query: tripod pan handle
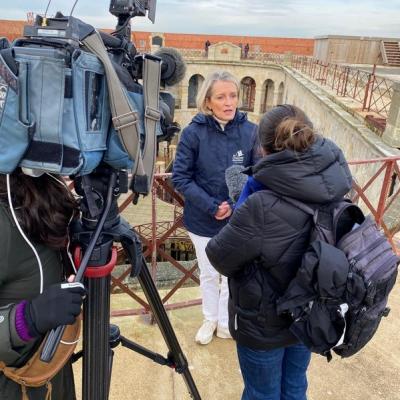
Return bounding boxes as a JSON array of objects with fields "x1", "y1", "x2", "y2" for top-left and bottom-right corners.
[{"x1": 40, "y1": 325, "x2": 66, "y2": 363}]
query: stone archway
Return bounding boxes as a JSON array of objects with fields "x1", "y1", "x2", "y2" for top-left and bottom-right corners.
[
  {"x1": 240, "y1": 76, "x2": 256, "y2": 112},
  {"x1": 261, "y1": 79, "x2": 275, "y2": 113},
  {"x1": 277, "y1": 82, "x2": 284, "y2": 105},
  {"x1": 188, "y1": 74, "x2": 205, "y2": 108}
]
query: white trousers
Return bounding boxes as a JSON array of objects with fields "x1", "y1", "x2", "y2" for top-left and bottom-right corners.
[{"x1": 188, "y1": 231, "x2": 229, "y2": 330}]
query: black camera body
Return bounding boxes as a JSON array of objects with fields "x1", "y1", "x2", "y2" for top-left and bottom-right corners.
[
  {"x1": 109, "y1": 0, "x2": 157, "y2": 23},
  {"x1": 0, "y1": 0, "x2": 183, "y2": 179},
  {"x1": 23, "y1": 13, "x2": 82, "y2": 44}
]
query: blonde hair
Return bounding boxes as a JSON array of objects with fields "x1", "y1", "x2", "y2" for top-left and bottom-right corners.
[{"x1": 196, "y1": 70, "x2": 240, "y2": 114}]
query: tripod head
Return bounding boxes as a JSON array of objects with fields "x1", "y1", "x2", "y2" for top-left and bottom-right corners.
[
  {"x1": 70, "y1": 165, "x2": 142, "y2": 274},
  {"x1": 71, "y1": 166, "x2": 127, "y2": 267}
]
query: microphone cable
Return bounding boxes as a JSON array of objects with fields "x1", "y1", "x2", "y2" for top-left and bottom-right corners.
[{"x1": 6, "y1": 174, "x2": 44, "y2": 294}]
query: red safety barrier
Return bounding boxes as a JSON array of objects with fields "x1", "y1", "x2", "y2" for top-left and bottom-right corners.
[
  {"x1": 348, "y1": 156, "x2": 400, "y2": 253},
  {"x1": 289, "y1": 56, "x2": 394, "y2": 129},
  {"x1": 110, "y1": 156, "x2": 400, "y2": 316}
]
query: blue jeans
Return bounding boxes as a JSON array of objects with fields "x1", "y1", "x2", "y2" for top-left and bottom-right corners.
[{"x1": 237, "y1": 343, "x2": 311, "y2": 400}]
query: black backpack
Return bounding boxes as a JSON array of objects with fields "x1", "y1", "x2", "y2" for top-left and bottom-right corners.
[{"x1": 276, "y1": 197, "x2": 399, "y2": 360}]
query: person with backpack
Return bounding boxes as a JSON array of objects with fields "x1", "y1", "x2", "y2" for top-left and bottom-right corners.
[
  {"x1": 205, "y1": 104, "x2": 353, "y2": 399},
  {"x1": 0, "y1": 170, "x2": 85, "y2": 400},
  {"x1": 172, "y1": 70, "x2": 259, "y2": 345}
]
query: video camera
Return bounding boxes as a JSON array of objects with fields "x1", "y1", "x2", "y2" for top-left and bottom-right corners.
[
  {"x1": 0, "y1": 0, "x2": 185, "y2": 196},
  {"x1": 0, "y1": 5, "x2": 201, "y2": 398}
]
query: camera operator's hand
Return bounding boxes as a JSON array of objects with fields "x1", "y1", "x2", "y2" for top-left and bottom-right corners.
[{"x1": 24, "y1": 282, "x2": 86, "y2": 337}]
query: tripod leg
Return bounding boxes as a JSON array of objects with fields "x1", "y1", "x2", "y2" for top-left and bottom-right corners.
[
  {"x1": 82, "y1": 275, "x2": 112, "y2": 400},
  {"x1": 135, "y1": 254, "x2": 201, "y2": 400},
  {"x1": 107, "y1": 348, "x2": 115, "y2": 399}
]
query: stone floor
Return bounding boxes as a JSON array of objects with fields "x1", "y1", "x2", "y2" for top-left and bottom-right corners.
[
  {"x1": 71, "y1": 184, "x2": 400, "y2": 399},
  {"x1": 73, "y1": 278, "x2": 400, "y2": 400}
]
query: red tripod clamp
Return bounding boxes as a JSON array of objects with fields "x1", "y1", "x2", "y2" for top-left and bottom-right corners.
[{"x1": 73, "y1": 246, "x2": 118, "y2": 278}]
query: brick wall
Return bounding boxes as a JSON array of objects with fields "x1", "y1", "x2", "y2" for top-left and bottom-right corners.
[
  {"x1": 162, "y1": 33, "x2": 314, "y2": 55},
  {"x1": 0, "y1": 20, "x2": 26, "y2": 41},
  {"x1": 0, "y1": 19, "x2": 314, "y2": 55}
]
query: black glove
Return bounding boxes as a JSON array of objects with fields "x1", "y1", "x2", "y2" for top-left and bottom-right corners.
[{"x1": 24, "y1": 282, "x2": 86, "y2": 337}]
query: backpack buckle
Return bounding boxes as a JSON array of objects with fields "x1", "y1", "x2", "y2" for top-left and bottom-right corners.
[
  {"x1": 145, "y1": 106, "x2": 161, "y2": 121},
  {"x1": 112, "y1": 111, "x2": 139, "y2": 131}
]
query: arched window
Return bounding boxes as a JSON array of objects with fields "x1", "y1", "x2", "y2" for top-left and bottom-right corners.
[
  {"x1": 188, "y1": 74, "x2": 204, "y2": 108},
  {"x1": 277, "y1": 82, "x2": 284, "y2": 105},
  {"x1": 239, "y1": 77, "x2": 256, "y2": 112},
  {"x1": 261, "y1": 79, "x2": 275, "y2": 113},
  {"x1": 152, "y1": 36, "x2": 163, "y2": 46}
]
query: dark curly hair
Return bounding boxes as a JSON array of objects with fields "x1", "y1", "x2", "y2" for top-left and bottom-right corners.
[{"x1": 0, "y1": 170, "x2": 78, "y2": 249}]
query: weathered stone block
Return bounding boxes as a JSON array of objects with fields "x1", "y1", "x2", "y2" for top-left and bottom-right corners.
[{"x1": 382, "y1": 82, "x2": 400, "y2": 148}]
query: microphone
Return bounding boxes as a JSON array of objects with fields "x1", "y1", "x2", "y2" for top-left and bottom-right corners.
[
  {"x1": 154, "y1": 47, "x2": 187, "y2": 86},
  {"x1": 98, "y1": 33, "x2": 186, "y2": 87},
  {"x1": 225, "y1": 165, "x2": 247, "y2": 203}
]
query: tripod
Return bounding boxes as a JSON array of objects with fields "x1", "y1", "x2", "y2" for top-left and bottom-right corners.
[{"x1": 42, "y1": 167, "x2": 201, "y2": 399}]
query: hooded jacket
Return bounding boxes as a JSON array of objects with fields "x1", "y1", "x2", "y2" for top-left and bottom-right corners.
[
  {"x1": 0, "y1": 203, "x2": 76, "y2": 400},
  {"x1": 172, "y1": 111, "x2": 258, "y2": 237},
  {"x1": 205, "y1": 136, "x2": 353, "y2": 350}
]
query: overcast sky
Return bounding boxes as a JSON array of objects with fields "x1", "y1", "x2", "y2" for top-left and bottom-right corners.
[{"x1": 3, "y1": 0, "x2": 400, "y2": 38}]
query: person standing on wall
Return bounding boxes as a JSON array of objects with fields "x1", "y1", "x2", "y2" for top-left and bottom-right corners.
[
  {"x1": 205, "y1": 40, "x2": 211, "y2": 56},
  {"x1": 172, "y1": 70, "x2": 259, "y2": 345},
  {"x1": 205, "y1": 105, "x2": 353, "y2": 399},
  {"x1": 244, "y1": 43, "x2": 250, "y2": 58}
]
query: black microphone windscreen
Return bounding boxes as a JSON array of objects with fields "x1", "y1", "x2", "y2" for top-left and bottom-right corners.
[
  {"x1": 225, "y1": 165, "x2": 247, "y2": 203},
  {"x1": 154, "y1": 47, "x2": 187, "y2": 86}
]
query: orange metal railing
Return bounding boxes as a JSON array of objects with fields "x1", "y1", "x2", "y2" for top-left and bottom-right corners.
[
  {"x1": 348, "y1": 156, "x2": 400, "y2": 252},
  {"x1": 110, "y1": 155, "x2": 400, "y2": 316},
  {"x1": 289, "y1": 56, "x2": 394, "y2": 131}
]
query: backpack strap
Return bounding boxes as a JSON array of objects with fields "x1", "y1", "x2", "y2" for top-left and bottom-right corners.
[
  {"x1": 261, "y1": 190, "x2": 339, "y2": 244},
  {"x1": 141, "y1": 55, "x2": 161, "y2": 193},
  {"x1": 261, "y1": 189, "x2": 316, "y2": 219},
  {"x1": 277, "y1": 195, "x2": 316, "y2": 218},
  {"x1": 332, "y1": 202, "x2": 365, "y2": 243},
  {"x1": 283, "y1": 197, "x2": 365, "y2": 245},
  {"x1": 82, "y1": 30, "x2": 161, "y2": 196}
]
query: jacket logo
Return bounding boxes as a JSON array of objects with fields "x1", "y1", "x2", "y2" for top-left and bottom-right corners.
[{"x1": 232, "y1": 150, "x2": 244, "y2": 164}]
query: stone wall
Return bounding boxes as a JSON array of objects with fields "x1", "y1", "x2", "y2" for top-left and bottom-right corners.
[
  {"x1": 172, "y1": 60, "x2": 400, "y2": 211},
  {"x1": 281, "y1": 67, "x2": 400, "y2": 208},
  {"x1": 313, "y1": 35, "x2": 390, "y2": 64},
  {"x1": 0, "y1": 19, "x2": 314, "y2": 55},
  {"x1": 173, "y1": 59, "x2": 286, "y2": 128}
]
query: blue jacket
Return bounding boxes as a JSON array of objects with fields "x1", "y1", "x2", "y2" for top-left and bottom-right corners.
[
  {"x1": 172, "y1": 111, "x2": 258, "y2": 237},
  {"x1": 235, "y1": 175, "x2": 266, "y2": 209}
]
